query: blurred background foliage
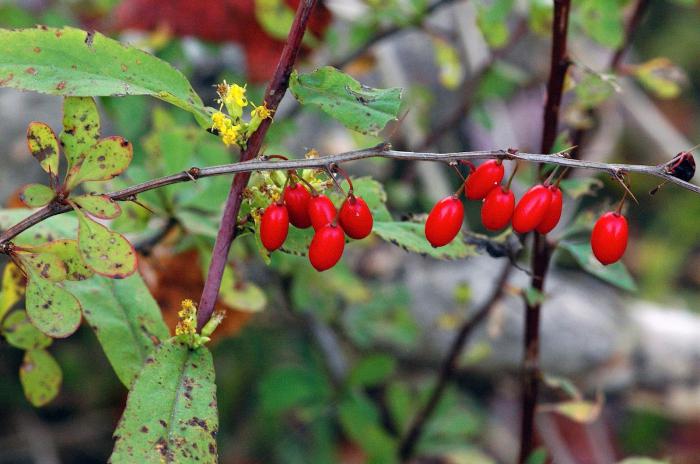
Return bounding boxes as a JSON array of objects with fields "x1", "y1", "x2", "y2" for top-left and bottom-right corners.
[{"x1": 0, "y1": 0, "x2": 699, "y2": 463}]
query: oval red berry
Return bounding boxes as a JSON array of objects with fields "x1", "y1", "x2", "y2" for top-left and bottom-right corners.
[
  {"x1": 339, "y1": 195, "x2": 373, "y2": 239},
  {"x1": 512, "y1": 184, "x2": 552, "y2": 234},
  {"x1": 309, "y1": 224, "x2": 345, "y2": 271},
  {"x1": 535, "y1": 186, "x2": 563, "y2": 234},
  {"x1": 260, "y1": 203, "x2": 289, "y2": 252},
  {"x1": 308, "y1": 194, "x2": 337, "y2": 230},
  {"x1": 591, "y1": 212, "x2": 628, "y2": 265},
  {"x1": 465, "y1": 160, "x2": 505, "y2": 200},
  {"x1": 425, "y1": 196, "x2": 464, "y2": 247},
  {"x1": 283, "y1": 183, "x2": 312, "y2": 229},
  {"x1": 481, "y1": 187, "x2": 515, "y2": 231}
]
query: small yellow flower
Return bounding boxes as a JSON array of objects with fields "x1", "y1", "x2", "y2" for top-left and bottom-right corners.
[
  {"x1": 251, "y1": 104, "x2": 272, "y2": 121},
  {"x1": 221, "y1": 124, "x2": 241, "y2": 147},
  {"x1": 175, "y1": 299, "x2": 197, "y2": 336},
  {"x1": 211, "y1": 111, "x2": 229, "y2": 132},
  {"x1": 225, "y1": 84, "x2": 248, "y2": 108}
]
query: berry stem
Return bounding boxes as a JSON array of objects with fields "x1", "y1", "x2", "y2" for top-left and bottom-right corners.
[
  {"x1": 505, "y1": 162, "x2": 519, "y2": 191},
  {"x1": 330, "y1": 163, "x2": 354, "y2": 193}
]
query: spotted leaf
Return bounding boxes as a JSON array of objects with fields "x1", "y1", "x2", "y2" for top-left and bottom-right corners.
[
  {"x1": 73, "y1": 194, "x2": 121, "y2": 219},
  {"x1": 76, "y1": 208, "x2": 137, "y2": 278},
  {"x1": 26, "y1": 121, "x2": 59, "y2": 179},
  {"x1": 65, "y1": 136, "x2": 133, "y2": 190},
  {"x1": 60, "y1": 97, "x2": 101, "y2": 168},
  {"x1": 2, "y1": 310, "x2": 52, "y2": 350},
  {"x1": 19, "y1": 183, "x2": 55, "y2": 208},
  {"x1": 0, "y1": 262, "x2": 26, "y2": 320},
  {"x1": 26, "y1": 239, "x2": 93, "y2": 281},
  {"x1": 110, "y1": 339, "x2": 218, "y2": 463},
  {"x1": 25, "y1": 269, "x2": 82, "y2": 338},
  {"x1": 16, "y1": 249, "x2": 67, "y2": 282},
  {"x1": 20, "y1": 348, "x2": 62, "y2": 407}
]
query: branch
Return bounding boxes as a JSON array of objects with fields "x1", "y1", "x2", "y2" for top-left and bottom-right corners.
[
  {"x1": 1, "y1": 144, "x2": 697, "y2": 248},
  {"x1": 519, "y1": 0, "x2": 572, "y2": 462},
  {"x1": 398, "y1": 263, "x2": 512, "y2": 461},
  {"x1": 195, "y1": 0, "x2": 319, "y2": 329}
]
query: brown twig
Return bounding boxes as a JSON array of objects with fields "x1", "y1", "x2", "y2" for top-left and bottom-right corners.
[
  {"x1": 195, "y1": 0, "x2": 319, "y2": 329},
  {"x1": 0, "y1": 145, "x2": 697, "y2": 248},
  {"x1": 519, "y1": 1, "x2": 572, "y2": 462},
  {"x1": 398, "y1": 263, "x2": 512, "y2": 461}
]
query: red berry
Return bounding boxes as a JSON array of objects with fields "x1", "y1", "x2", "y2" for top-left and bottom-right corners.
[
  {"x1": 466, "y1": 160, "x2": 505, "y2": 200},
  {"x1": 512, "y1": 184, "x2": 553, "y2": 234},
  {"x1": 481, "y1": 186, "x2": 515, "y2": 231},
  {"x1": 591, "y1": 212, "x2": 628, "y2": 265},
  {"x1": 308, "y1": 194, "x2": 337, "y2": 230},
  {"x1": 536, "y1": 186, "x2": 563, "y2": 234},
  {"x1": 339, "y1": 195, "x2": 373, "y2": 239},
  {"x1": 425, "y1": 195, "x2": 464, "y2": 247},
  {"x1": 260, "y1": 203, "x2": 289, "y2": 252},
  {"x1": 309, "y1": 224, "x2": 345, "y2": 271},
  {"x1": 283, "y1": 183, "x2": 312, "y2": 228}
]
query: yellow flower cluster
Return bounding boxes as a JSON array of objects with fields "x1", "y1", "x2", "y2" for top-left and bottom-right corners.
[
  {"x1": 175, "y1": 299, "x2": 197, "y2": 337},
  {"x1": 211, "y1": 80, "x2": 272, "y2": 148}
]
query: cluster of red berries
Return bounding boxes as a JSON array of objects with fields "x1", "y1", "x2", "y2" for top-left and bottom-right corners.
[
  {"x1": 260, "y1": 182, "x2": 373, "y2": 271},
  {"x1": 425, "y1": 159, "x2": 629, "y2": 266}
]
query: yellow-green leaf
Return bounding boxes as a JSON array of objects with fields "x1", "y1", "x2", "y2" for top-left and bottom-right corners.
[
  {"x1": 60, "y1": 96, "x2": 101, "y2": 168},
  {"x1": 2, "y1": 310, "x2": 52, "y2": 350},
  {"x1": 65, "y1": 136, "x2": 132, "y2": 189},
  {"x1": 0, "y1": 262, "x2": 26, "y2": 320},
  {"x1": 73, "y1": 193, "x2": 121, "y2": 219},
  {"x1": 219, "y1": 266, "x2": 267, "y2": 313},
  {"x1": 15, "y1": 249, "x2": 68, "y2": 282},
  {"x1": 26, "y1": 121, "x2": 59, "y2": 178},
  {"x1": 25, "y1": 269, "x2": 82, "y2": 338},
  {"x1": 76, "y1": 208, "x2": 137, "y2": 278},
  {"x1": 19, "y1": 183, "x2": 55, "y2": 208},
  {"x1": 20, "y1": 348, "x2": 62, "y2": 407},
  {"x1": 26, "y1": 239, "x2": 94, "y2": 281}
]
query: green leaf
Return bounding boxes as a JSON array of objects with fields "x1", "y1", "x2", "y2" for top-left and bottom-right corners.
[
  {"x1": 26, "y1": 121, "x2": 59, "y2": 178},
  {"x1": 559, "y1": 241, "x2": 637, "y2": 291},
  {"x1": 73, "y1": 194, "x2": 121, "y2": 219},
  {"x1": 543, "y1": 374, "x2": 582, "y2": 400},
  {"x1": 632, "y1": 57, "x2": 686, "y2": 100},
  {"x1": 0, "y1": 26, "x2": 210, "y2": 126},
  {"x1": 254, "y1": 0, "x2": 296, "y2": 41},
  {"x1": 65, "y1": 274, "x2": 169, "y2": 387},
  {"x1": 351, "y1": 176, "x2": 392, "y2": 222},
  {"x1": 219, "y1": 266, "x2": 267, "y2": 313},
  {"x1": 65, "y1": 136, "x2": 132, "y2": 189},
  {"x1": 523, "y1": 287, "x2": 545, "y2": 307},
  {"x1": 349, "y1": 354, "x2": 397, "y2": 388},
  {"x1": 528, "y1": 0, "x2": 553, "y2": 36},
  {"x1": 25, "y1": 269, "x2": 82, "y2": 338},
  {"x1": 577, "y1": 0, "x2": 624, "y2": 48},
  {"x1": 110, "y1": 339, "x2": 218, "y2": 463},
  {"x1": 574, "y1": 73, "x2": 616, "y2": 109},
  {"x1": 16, "y1": 249, "x2": 67, "y2": 282},
  {"x1": 539, "y1": 393, "x2": 603, "y2": 423},
  {"x1": 19, "y1": 183, "x2": 55, "y2": 208},
  {"x1": 373, "y1": 221, "x2": 476, "y2": 259},
  {"x1": 476, "y1": 0, "x2": 515, "y2": 48},
  {"x1": 31, "y1": 239, "x2": 94, "y2": 281},
  {"x1": 2, "y1": 310, "x2": 52, "y2": 350},
  {"x1": 0, "y1": 208, "x2": 78, "y2": 247},
  {"x1": 558, "y1": 177, "x2": 603, "y2": 199},
  {"x1": 338, "y1": 392, "x2": 397, "y2": 463},
  {"x1": 76, "y1": 208, "x2": 137, "y2": 278},
  {"x1": 289, "y1": 66, "x2": 402, "y2": 136},
  {"x1": 526, "y1": 448, "x2": 548, "y2": 464},
  {"x1": 20, "y1": 348, "x2": 62, "y2": 407},
  {"x1": 60, "y1": 97, "x2": 101, "y2": 168},
  {"x1": 259, "y1": 366, "x2": 332, "y2": 416},
  {"x1": 0, "y1": 262, "x2": 25, "y2": 320}
]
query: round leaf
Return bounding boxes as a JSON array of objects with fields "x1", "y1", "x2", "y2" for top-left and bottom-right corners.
[
  {"x1": 2, "y1": 310, "x2": 52, "y2": 350},
  {"x1": 65, "y1": 136, "x2": 133, "y2": 189},
  {"x1": 60, "y1": 96, "x2": 101, "y2": 168},
  {"x1": 76, "y1": 209, "x2": 137, "y2": 278},
  {"x1": 19, "y1": 183, "x2": 55, "y2": 208},
  {"x1": 26, "y1": 121, "x2": 59, "y2": 178},
  {"x1": 25, "y1": 271, "x2": 82, "y2": 338},
  {"x1": 73, "y1": 193, "x2": 122, "y2": 219},
  {"x1": 20, "y1": 348, "x2": 62, "y2": 407}
]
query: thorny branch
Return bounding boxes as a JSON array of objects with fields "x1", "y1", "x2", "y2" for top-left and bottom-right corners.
[{"x1": 0, "y1": 144, "x2": 696, "y2": 248}]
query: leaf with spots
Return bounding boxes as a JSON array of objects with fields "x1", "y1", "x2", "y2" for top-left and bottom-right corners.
[
  {"x1": 15, "y1": 249, "x2": 67, "y2": 282},
  {"x1": 289, "y1": 66, "x2": 402, "y2": 136},
  {"x1": 60, "y1": 96, "x2": 101, "y2": 168},
  {"x1": 19, "y1": 183, "x2": 55, "y2": 208},
  {"x1": 0, "y1": 262, "x2": 26, "y2": 320},
  {"x1": 20, "y1": 348, "x2": 62, "y2": 407},
  {"x1": 372, "y1": 221, "x2": 476, "y2": 259},
  {"x1": 110, "y1": 339, "x2": 218, "y2": 463},
  {"x1": 73, "y1": 194, "x2": 121, "y2": 219},
  {"x1": 26, "y1": 121, "x2": 59, "y2": 180},
  {"x1": 65, "y1": 274, "x2": 169, "y2": 388},
  {"x1": 25, "y1": 268, "x2": 82, "y2": 338},
  {"x1": 2, "y1": 310, "x2": 52, "y2": 350},
  {"x1": 0, "y1": 26, "x2": 211, "y2": 127},
  {"x1": 65, "y1": 136, "x2": 133, "y2": 190},
  {"x1": 25, "y1": 239, "x2": 93, "y2": 281},
  {"x1": 75, "y1": 206, "x2": 137, "y2": 278}
]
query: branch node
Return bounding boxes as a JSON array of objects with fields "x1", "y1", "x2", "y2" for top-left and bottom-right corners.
[{"x1": 186, "y1": 167, "x2": 201, "y2": 181}]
